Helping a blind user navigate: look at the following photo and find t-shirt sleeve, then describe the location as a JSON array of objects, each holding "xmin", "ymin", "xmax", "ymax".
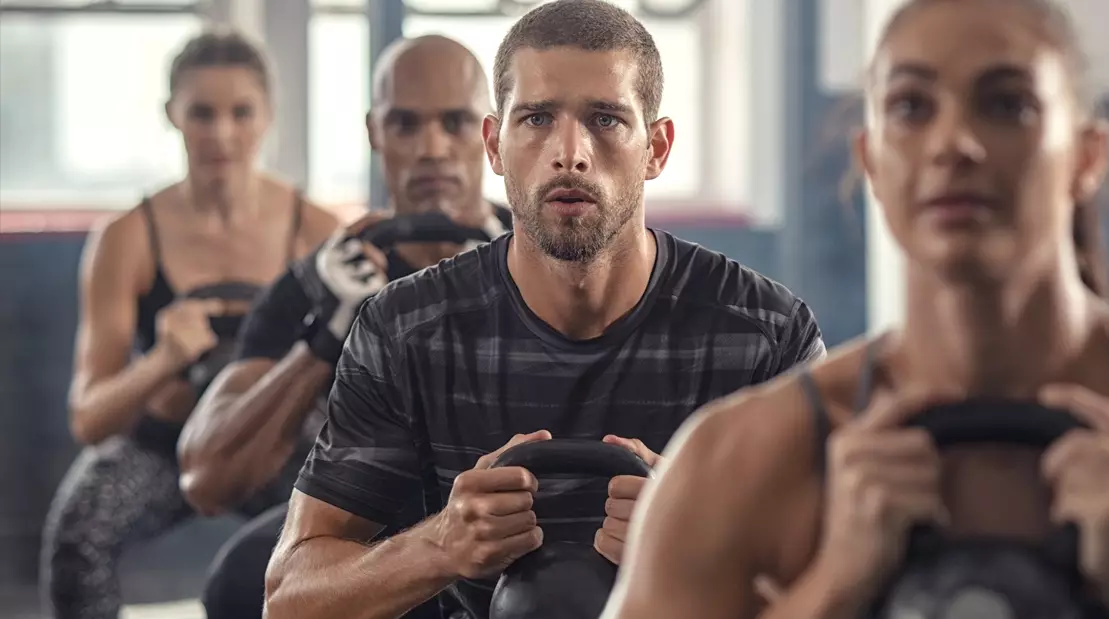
[
  {"xmin": 294, "ymin": 300, "xmax": 422, "ymax": 526},
  {"xmin": 772, "ymin": 298, "xmax": 827, "ymax": 375},
  {"xmin": 235, "ymin": 268, "xmax": 314, "ymax": 361}
]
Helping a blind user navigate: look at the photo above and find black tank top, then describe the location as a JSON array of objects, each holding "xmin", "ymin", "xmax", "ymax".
[
  {"xmin": 131, "ymin": 196, "xmax": 303, "ymax": 454},
  {"xmin": 798, "ymin": 335, "xmax": 885, "ymax": 473}
]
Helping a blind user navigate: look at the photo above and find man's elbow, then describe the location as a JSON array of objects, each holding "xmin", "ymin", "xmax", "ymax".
[
  {"xmin": 263, "ymin": 540, "xmax": 303, "ymax": 618},
  {"xmin": 179, "ymin": 464, "xmax": 243, "ymax": 516}
]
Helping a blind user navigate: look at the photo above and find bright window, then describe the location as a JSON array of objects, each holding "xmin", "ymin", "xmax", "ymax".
[
  {"xmin": 307, "ymin": 14, "xmax": 371, "ymax": 205},
  {"xmin": 0, "ymin": 14, "xmax": 201, "ymax": 207}
]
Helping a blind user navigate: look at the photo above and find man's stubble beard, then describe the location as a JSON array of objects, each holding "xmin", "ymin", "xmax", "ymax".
[{"xmin": 507, "ymin": 176, "xmax": 643, "ymax": 264}]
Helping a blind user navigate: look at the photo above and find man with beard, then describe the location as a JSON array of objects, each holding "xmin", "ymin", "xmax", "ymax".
[{"xmin": 264, "ymin": 1, "xmax": 827, "ymax": 618}]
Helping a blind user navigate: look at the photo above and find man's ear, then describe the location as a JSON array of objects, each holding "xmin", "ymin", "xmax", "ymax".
[
  {"xmin": 644, "ymin": 117, "xmax": 675, "ymax": 181},
  {"xmin": 483, "ymin": 114, "xmax": 505, "ymax": 176}
]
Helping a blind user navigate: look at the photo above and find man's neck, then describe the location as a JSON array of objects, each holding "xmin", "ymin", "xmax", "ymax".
[
  {"xmin": 507, "ymin": 224, "xmax": 657, "ymax": 341},
  {"xmin": 893, "ymin": 262, "xmax": 1099, "ymax": 398}
]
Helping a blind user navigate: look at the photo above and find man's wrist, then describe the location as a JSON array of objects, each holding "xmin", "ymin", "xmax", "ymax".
[
  {"xmin": 306, "ymin": 327, "xmax": 346, "ymax": 365},
  {"xmin": 411, "ymin": 513, "xmax": 462, "ymax": 583}
]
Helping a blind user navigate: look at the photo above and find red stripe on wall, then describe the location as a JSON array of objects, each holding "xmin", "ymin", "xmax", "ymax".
[{"xmin": 0, "ymin": 201, "xmax": 753, "ymax": 237}]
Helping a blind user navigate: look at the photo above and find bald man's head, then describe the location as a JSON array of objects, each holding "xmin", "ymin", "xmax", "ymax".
[
  {"xmin": 371, "ymin": 35, "xmax": 490, "ymax": 110},
  {"xmin": 366, "ymin": 35, "xmax": 491, "ymax": 218}
]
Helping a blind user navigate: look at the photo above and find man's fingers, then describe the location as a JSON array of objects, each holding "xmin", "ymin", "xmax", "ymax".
[
  {"xmin": 605, "ymin": 497, "xmax": 637, "ymax": 521},
  {"xmin": 603, "ymin": 435, "xmax": 662, "ymax": 467},
  {"xmin": 455, "ymin": 467, "xmax": 538, "ymax": 494},
  {"xmin": 476, "ymin": 510, "xmax": 539, "ymax": 540},
  {"xmin": 601, "ymin": 516, "xmax": 630, "ymax": 543},
  {"xmin": 474, "ymin": 430, "xmax": 553, "ymax": 470},
  {"xmin": 500, "ymin": 526, "xmax": 544, "ymax": 559},
  {"xmin": 481, "ymin": 489, "xmax": 538, "ymax": 517},
  {"xmin": 608, "ymin": 475, "xmax": 648, "ymax": 500},
  {"xmin": 594, "ymin": 529, "xmax": 623, "ymax": 565}
]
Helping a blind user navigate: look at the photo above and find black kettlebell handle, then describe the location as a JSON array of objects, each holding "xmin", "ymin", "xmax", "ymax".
[
  {"xmin": 903, "ymin": 400, "xmax": 1088, "ymax": 569},
  {"xmin": 359, "ymin": 212, "xmax": 496, "ymax": 249},
  {"xmin": 906, "ymin": 400, "xmax": 1088, "ymax": 448},
  {"xmin": 489, "ymin": 439, "xmax": 652, "ymax": 478}
]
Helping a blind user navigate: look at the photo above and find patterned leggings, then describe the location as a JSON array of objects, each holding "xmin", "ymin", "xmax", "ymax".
[{"xmin": 40, "ymin": 436, "xmax": 193, "ymax": 619}]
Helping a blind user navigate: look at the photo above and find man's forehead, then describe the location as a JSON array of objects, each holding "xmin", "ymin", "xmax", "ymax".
[
  {"xmin": 510, "ymin": 48, "xmax": 636, "ymax": 90},
  {"xmin": 505, "ymin": 47, "xmax": 640, "ymax": 110},
  {"xmin": 379, "ymin": 101, "xmax": 482, "ymax": 116}
]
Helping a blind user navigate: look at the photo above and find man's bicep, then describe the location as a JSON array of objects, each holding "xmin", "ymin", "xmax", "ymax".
[
  {"xmin": 295, "ymin": 315, "xmax": 421, "ymax": 527},
  {"xmin": 281, "ymin": 489, "xmax": 386, "ymax": 548},
  {"xmin": 236, "ymin": 269, "xmax": 314, "ymax": 361}
]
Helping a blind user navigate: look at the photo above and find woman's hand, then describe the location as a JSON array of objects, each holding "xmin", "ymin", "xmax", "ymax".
[
  {"xmin": 813, "ymin": 389, "xmax": 957, "ymax": 609},
  {"xmin": 1040, "ymin": 384, "xmax": 1109, "ymax": 604}
]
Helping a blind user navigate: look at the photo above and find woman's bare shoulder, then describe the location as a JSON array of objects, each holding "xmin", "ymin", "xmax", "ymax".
[
  {"xmin": 257, "ymin": 176, "xmax": 340, "ymax": 254},
  {"xmin": 701, "ymin": 337, "xmax": 872, "ymax": 432}
]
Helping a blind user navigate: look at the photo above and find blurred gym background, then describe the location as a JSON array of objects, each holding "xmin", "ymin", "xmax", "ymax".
[{"xmin": 0, "ymin": 0, "xmax": 1106, "ymax": 617}]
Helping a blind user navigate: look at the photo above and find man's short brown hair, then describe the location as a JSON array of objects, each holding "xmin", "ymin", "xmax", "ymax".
[{"xmin": 492, "ymin": 0, "xmax": 665, "ymax": 124}]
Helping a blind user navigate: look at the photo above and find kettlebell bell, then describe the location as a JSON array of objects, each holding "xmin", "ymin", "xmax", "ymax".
[
  {"xmin": 869, "ymin": 401, "xmax": 1107, "ymax": 619},
  {"xmin": 487, "ymin": 439, "xmax": 652, "ymax": 619}
]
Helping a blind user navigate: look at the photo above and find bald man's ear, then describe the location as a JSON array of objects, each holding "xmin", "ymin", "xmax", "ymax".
[
  {"xmin": 366, "ymin": 111, "xmax": 380, "ymax": 152},
  {"xmin": 483, "ymin": 114, "xmax": 505, "ymax": 176}
]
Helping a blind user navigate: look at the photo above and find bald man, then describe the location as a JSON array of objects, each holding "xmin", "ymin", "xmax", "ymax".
[{"xmin": 176, "ymin": 35, "xmax": 506, "ymax": 619}]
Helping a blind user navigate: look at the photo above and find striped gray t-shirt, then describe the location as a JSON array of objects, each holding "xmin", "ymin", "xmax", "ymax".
[{"xmin": 295, "ymin": 229, "xmax": 825, "ymax": 614}]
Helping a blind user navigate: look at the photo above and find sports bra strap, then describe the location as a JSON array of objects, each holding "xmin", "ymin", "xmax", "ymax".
[
  {"xmin": 139, "ymin": 197, "xmax": 163, "ymax": 268},
  {"xmin": 798, "ymin": 370, "xmax": 829, "ymax": 473},
  {"xmin": 802, "ymin": 334, "xmax": 889, "ymax": 474},
  {"xmin": 853, "ymin": 335, "xmax": 884, "ymax": 415},
  {"xmin": 286, "ymin": 191, "xmax": 305, "ymax": 263}
]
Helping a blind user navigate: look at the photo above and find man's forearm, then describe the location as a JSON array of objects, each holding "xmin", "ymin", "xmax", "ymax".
[
  {"xmin": 211, "ymin": 343, "xmax": 331, "ymax": 454},
  {"xmin": 265, "ymin": 518, "xmax": 457, "ymax": 619},
  {"xmin": 180, "ymin": 343, "xmax": 333, "ymax": 511}
]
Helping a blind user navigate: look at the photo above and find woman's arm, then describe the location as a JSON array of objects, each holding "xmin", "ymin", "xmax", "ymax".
[
  {"xmin": 602, "ymin": 382, "xmax": 828, "ymax": 619},
  {"xmin": 68, "ymin": 214, "xmax": 183, "ymax": 444}
]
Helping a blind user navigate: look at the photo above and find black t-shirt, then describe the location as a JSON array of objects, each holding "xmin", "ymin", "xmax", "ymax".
[{"xmin": 295, "ymin": 229, "xmax": 826, "ymax": 617}]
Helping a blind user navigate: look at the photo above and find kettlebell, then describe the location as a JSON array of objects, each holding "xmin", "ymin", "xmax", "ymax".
[
  {"xmin": 358, "ymin": 211, "xmax": 500, "ymax": 248},
  {"xmin": 487, "ymin": 439, "xmax": 652, "ymax": 619},
  {"xmin": 869, "ymin": 400, "xmax": 1108, "ymax": 619}
]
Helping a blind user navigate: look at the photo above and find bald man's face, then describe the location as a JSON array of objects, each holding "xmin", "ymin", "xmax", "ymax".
[{"xmin": 367, "ymin": 47, "xmax": 490, "ymax": 218}]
